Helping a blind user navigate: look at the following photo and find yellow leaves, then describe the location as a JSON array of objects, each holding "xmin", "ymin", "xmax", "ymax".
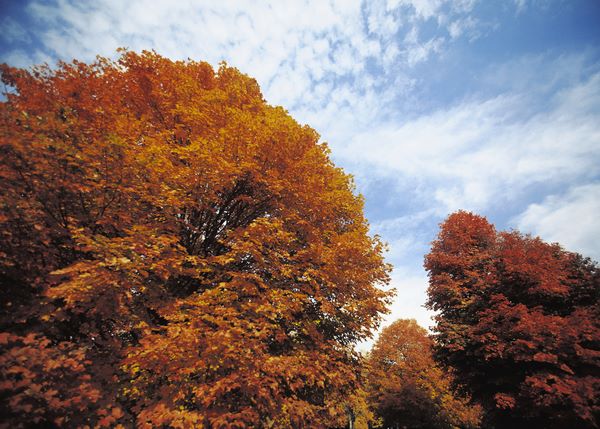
[
  {"xmin": 2, "ymin": 49, "xmax": 395, "ymax": 428},
  {"xmin": 136, "ymin": 401, "xmax": 203, "ymax": 429},
  {"xmin": 110, "ymin": 256, "xmax": 131, "ymax": 266}
]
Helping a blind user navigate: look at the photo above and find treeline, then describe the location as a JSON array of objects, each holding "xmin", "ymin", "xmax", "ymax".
[
  {"xmin": 0, "ymin": 51, "xmax": 598, "ymax": 428},
  {"xmin": 361, "ymin": 211, "xmax": 599, "ymax": 429}
]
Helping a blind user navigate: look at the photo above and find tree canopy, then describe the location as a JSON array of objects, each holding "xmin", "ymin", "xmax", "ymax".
[
  {"xmin": 367, "ymin": 319, "xmax": 481, "ymax": 429},
  {"xmin": 425, "ymin": 211, "xmax": 600, "ymax": 429},
  {"xmin": 0, "ymin": 51, "xmax": 392, "ymax": 428}
]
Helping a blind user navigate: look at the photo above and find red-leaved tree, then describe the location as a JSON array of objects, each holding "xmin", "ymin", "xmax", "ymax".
[{"xmin": 425, "ymin": 211, "xmax": 600, "ymax": 428}]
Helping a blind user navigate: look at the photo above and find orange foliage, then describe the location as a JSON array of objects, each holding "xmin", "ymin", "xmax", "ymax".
[
  {"xmin": 0, "ymin": 51, "xmax": 392, "ymax": 427},
  {"xmin": 367, "ymin": 319, "xmax": 481, "ymax": 429},
  {"xmin": 425, "ymin": 211, "xmax": 600, "ymax": 428}
]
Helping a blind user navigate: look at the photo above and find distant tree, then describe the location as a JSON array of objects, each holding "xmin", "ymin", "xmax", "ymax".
[
  {"xmin": 0, "ymin": 51, "xmax": 393, "ymax": 428},
  {"xmin": 425, "ymin": 211, "xmax": 600, "ymax": 428},
  {"xmin": 327, "ymin": 385, "xmax": 380, "ymax": 429},
  {"xmin": 367, "ymin": 319, "xmax": 481, "ymax": 429}
]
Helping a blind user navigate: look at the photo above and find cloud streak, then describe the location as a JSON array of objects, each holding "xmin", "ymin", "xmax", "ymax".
[{"xmin": 339, "ymin": 65, "xmax": 600, "ymax": 216}]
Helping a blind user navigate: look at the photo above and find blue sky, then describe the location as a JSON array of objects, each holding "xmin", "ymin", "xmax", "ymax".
[{"xmin": 2, "ymin": 0, "xmax": 599, "ymax": 347}]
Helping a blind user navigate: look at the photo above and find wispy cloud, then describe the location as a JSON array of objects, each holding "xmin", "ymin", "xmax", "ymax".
[
  {"xmin": 337, "ymin": 62, "xmax": 600, "ymax": 216},
  {"xmin": 514, "ymin": 184, "xmax": 600, "ymax": 262},
  {"xmin": 9, "ymin": 0, "xmax": 486, "ymax": 120}
]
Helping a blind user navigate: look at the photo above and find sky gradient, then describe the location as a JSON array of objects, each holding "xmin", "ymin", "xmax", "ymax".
[{"xmin": 2, "ymin": 0, "xmax": 599, "ymax": 348}]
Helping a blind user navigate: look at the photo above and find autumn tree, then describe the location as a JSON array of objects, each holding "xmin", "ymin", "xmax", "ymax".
[
  {"xmin": 425, "ymin": 211, "xmax": 600, "ymax": 429},
  {"xmin": 0, "ymin": 50, "xmax": 392, "ymax": 428},
  {"xmin": 367, "ymin": 319, "xmax": 481, "ymax": 429},
  {"xmin": 326, "ymin": 385, "xmax": 379, "ymax": 429}
]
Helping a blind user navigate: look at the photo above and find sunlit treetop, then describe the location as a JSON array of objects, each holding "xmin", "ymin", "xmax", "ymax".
[{"xmin": 0, "ymin": 50, "xmax": 393, "ymax": 428}]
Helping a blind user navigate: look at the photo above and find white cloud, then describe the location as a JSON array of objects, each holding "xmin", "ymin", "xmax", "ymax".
[
  {"xmin": 385, "ymin": 271, "xmax": 433, "ymax": 329},
  {"xmin": 356, "ymin": 269, "xmax": 434, "ymax": 352},
  {"xmin": 514, "ymin": 184, "xmax": 600, "ymax": 261},
  {"xmin": 343, "ymin": 58, "xmax": 600, "ymax": 336},
  {"xmin": 364, "ymin": 0, "xmax": 479, "ymax": 68},
  {"xmin": 405, "ymin": 36, "xmax": 444, "ymax": 66},
  {"xmin": 401, "ymin": 0, "xmax": 445, "ymax": 20},
  {"xmin": 21, "ymin": 0, "xmax": 361, "ymax": 109},
  {"xmin": 1, "ymin": 50, "xmax": 35, "ymax": 68},
  {"xmin": 338, "ymin": 70, "xmax": 600, "ymax": 215},
  {"xmin": 448, "ymin": 16, "xmax": 480, "ymax": 40}
]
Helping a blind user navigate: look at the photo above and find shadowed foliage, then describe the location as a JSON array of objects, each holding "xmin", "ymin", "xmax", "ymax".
[{"xmin": 367, "ymin": 319, "xmax": 481, "ymax": 429}]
